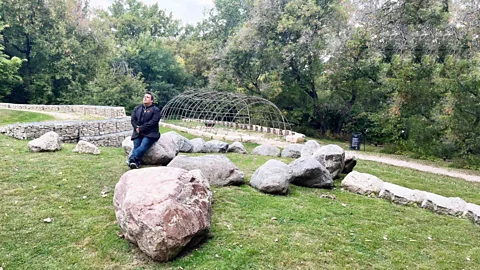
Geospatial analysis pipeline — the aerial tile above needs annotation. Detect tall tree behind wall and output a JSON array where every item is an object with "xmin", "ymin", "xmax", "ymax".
[
  {"xmin": 100, "ymin": 0, "xmax": 188, "ymax": 109},
  {"xmin": 0, "ymin": 24, "xmax": 23, "ymax": 100},
  {"xmin": 0, "ymin": 0, "xmax": 113, "ymax": 104}
]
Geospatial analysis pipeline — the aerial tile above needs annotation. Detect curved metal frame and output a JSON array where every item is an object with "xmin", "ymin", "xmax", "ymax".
[{"xmin": 160, "ymin": 90, "xmax": 290, "ymax": 135}]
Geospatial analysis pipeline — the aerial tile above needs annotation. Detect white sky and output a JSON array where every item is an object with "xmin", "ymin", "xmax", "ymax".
[{"xmin": 91, "ymin": 0, "xmax": 215, "ymax": 25}]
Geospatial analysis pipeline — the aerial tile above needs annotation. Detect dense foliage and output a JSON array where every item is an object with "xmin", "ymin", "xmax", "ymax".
[{"xmin": 1, "ymin": 0, "xmax": 479, "ymax": 167}]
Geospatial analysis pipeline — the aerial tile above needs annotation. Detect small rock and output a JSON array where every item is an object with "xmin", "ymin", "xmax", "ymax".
[
  {"xmin": 82, "ymin": 196, "xmax": 87, "ymax": 199},
  {"xmin": 43, "ymin": 217, "xmax": 52, "ymax": 223},
  {"xmin": 271, "ymin": 217, "xmax": 277, "ymax": 220},
  {"xmin": 320, "ymin": 194, "xmax": 336, "ymax": 200}
]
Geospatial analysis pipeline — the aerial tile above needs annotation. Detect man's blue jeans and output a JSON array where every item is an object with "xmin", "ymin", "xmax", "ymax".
[{"xmin": 129, "ymin": 136, "xmax": 157, "ymax": 164}]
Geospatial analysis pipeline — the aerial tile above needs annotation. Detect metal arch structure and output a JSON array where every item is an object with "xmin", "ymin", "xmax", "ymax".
[{"xmin": 160, "ymin": 90, "xmax": 290, "ymax": 135}]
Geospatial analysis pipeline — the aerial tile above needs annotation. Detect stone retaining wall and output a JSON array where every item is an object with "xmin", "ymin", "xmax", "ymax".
[
  {"xmin": 0, "ymin": 103, "xmax": 126, "ymax": 118},
  {"xmin": 181, "ymin": 118, "xmax": 295, "ymax": 136},
  {"xmin": 0, "ymin": 117, "xmax": 131, "ymax": 145},
  {"xmin": 160, "ymin": 122, "xmax": 297, "ymax": 147},
  {"xmin": 80, "ymin": 131, "xmax": 132, "ymax": 147}
]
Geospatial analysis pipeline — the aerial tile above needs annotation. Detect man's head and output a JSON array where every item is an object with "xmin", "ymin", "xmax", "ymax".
[{"xmin": 143, "ymin": 92, "xmax": 154, "ymax": 107}]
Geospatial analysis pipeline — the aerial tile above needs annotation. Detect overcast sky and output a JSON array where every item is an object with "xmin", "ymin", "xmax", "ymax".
[{"xmin": 91, "ymin": 0, "xmax": 215, "ymax": 25}]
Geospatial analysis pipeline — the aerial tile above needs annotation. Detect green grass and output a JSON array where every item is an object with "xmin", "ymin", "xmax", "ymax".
[
  {"xmin": 1, "ymin": 133, "xmax": 480, "ymax": 269},
  {"xmin": 0, "ymin": 109, "xmax": 56, "ymax": 125}
]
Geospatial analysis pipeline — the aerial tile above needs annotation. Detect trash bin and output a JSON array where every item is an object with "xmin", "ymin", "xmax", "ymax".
[{"xmin": 350, "ymin": 132, "xmax": 362, "ymax": 150}]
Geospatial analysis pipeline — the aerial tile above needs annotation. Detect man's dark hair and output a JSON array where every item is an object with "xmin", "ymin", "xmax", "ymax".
[{"xmin": 145, "ymin": 91, "xmax": 154, "ymax": 101}]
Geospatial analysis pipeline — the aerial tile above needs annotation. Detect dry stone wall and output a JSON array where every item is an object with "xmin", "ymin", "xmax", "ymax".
[
  {"xmin": 0, "ymin": 117, "xmax": 131, "ymax": 146},
  {"xmin": 0, "ymin": 103, "xmax": 126, "ymax": 118}
]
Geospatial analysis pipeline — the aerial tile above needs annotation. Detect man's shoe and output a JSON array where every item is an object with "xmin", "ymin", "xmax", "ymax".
[
  {"xmin": 126, "ymin": 160, "xmax": 130, "ymax": 166},
  {"xmin": 129, "ymin": 162, "xmax": 139, "ymax": 169}
]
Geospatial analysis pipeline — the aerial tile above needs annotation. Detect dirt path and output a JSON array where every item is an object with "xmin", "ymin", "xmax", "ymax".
[{"xmin": 349, "ymin": 151, "xmax": 480, "ymax": 183}]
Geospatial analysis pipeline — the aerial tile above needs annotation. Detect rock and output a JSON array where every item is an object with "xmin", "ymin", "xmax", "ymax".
[
  {"xmin": 190, "ymin": 138, "xmax": 206, "ymax": 153},
  {"xmin": 73, "ymin": 140, "xmax": 100, "ymax": 155},
  {"xmin": 27, "ymin": 131, "xmax": 62, "ymax": 152},
  {"xmin": 227, "ymin": 141, "xmax": 248, "ymax": 154},
  {"xmin": 288, "ymin": 157, "xmax": 333, "ymax": 188},
  {"xmin": 312, "ymin": 144, "xmax": 345, "ymax": 178},
  {"xmin": 163, "ymin": 131, "xmax": 193, "ymax": 153},
  {"xmin": 379, "ymin": 182, "xmax": 425, "ymax": 205},
  {"xmin": 121, "ymin": 136, "xmax": 133, "ymax": 155},
  {"xmin": 286, "ymin": 134, "xmax": 305, "ymax": 143},
  {"xmin": 123, "ymin": 136, "xmax": 179, "ymax": 166},
  {"xmin": 341, "ymin": 171, "xmax": 384, "ymax": 195},
  {"xmin": 465, "ymin": 203, "xmax": 480, "ymax": 224},
  {"xmin": 250, "ymin": 160, "xmax": 290, "ymax": 195},
  {"xmin": 300, "ymin": 140, "xmax": 321, "ymax": 158},
  {"xmin": 114, "ymin": 167, "xmax": 212, "ymax": 262},
  {"xmin": 421, "ymin": 193, "xmax": 467, "ymax": 216},
  {"xmin": 204, "ymin": 140, "xmax": 229, "ymax": 153},
  {"xmin": 252, "ymin": 144, "xmax": 281, "ymax": 157},
  {"xmin": 167, "ymin": 155, "xmax": 245, "ymax": 186},
  {"xmin": 281, "ymin": 144, "xmax": 303, "ymax": 158},
  {"xmin": 342, "ymin": 153, "xmax": 357, "ymax": 174}
]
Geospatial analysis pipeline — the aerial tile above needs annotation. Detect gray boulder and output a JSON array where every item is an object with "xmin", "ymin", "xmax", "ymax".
[
  {"xmin": 123, "ymin": 136, "xmax": 179, "ymax": 166},
  {"xmin": 465, "ymin": 203, "xmax": 480, "ymax": 224},
  {"xmin": 204, "ymin": 140, "xmax": 229, "ymax": 153},
  {"xmin": 300, "ymin": 140, "xmax": 321, "ymax": 157},
  {"xmin": 227, "ymin": 141, "xmax": 248, "ymax": 154},
  {"xmin": 252, "ymin": 144, "xmax": 281, "ymax": 157},
  {"xmin": 312, "ymin": 144, "xmax": 345, "ymax": 178},
  {"xmin": 288, "ymin": 157, "xmax": 333, "ymax": 188},
  {"xmin": 342, "ymin": 153, "xmax": 357, "ymax": 174},
  {"xmin": 421, "ymin": 193, "xmax": 467, "ymax": 216},
  {"xmin": 341, "ymin": 171, "xmax": 384, "ymax": 195},
  {"xmin": 28, "ymin": 131, "xmax": 62, "ymax": 152},
  {"xmin": 281, "ymin": 144, "xmax": 303, "ymax": 158},
  {"xmin": 250, "ymin": 160, "xmax": 290, "ymax": 195},
  {"xmin": 163, "ymin": 131, "xmax": 193, "ymax": 153},
  {"xmin": 121, "ymin": 136, "xmax": 133, "ymax": 155},
  {"xmin": 379, "ymin": 182, "xmax": 425, "ymax": 205},
  {"xmin": 114, "ymin": 167, "xmax": 212, "ymax": 262},
  {"xmin": 190, "ymin": 138, "xmax": 206, "ymax": 153},
  {"xmin": 73, "ymin": 140, "xmax": 100, "ymax": 155},
  {"xmin": 167, "ymin": 155, "xmax": 245, "ymax": 186}
]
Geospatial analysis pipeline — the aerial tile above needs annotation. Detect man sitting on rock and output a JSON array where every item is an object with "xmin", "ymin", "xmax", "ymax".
[{"xmin": 127, "ymin": 92, "xmax": 161, "ymax": 169}]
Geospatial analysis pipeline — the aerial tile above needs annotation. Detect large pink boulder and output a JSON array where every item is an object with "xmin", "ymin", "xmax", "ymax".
[{"xmin": 114, "ymin": 167, "xmax": 212, "ymax": 262}]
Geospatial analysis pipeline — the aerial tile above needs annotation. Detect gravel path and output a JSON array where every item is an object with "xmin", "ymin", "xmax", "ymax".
[{"xmin": 349, "ymin": 151, "xmax": 480, "ymax": 183}]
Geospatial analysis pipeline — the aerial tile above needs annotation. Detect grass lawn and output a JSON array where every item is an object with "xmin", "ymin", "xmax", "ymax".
[
  {"xmin": 0, "ymin": 109, "xmax": 55, "ymax": 125},
  {"xmin": 1, "ymin": 132, "xmax": 480, "ymax": 269}
]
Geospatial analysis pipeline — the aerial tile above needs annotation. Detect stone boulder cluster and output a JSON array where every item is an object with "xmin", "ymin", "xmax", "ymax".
[
  {"xmin": 25, "ymin": 129, "xmax": 478, "ymax": 264},
  {"xmin": 248, "ymin": 141, "xmax": 353, "ymax": 194},
  {"xmin": 113, "ymin": 133, "xmax": 360, "ymax": 261},
  {"xmin": 27, "ymin": 131, "xmax": 101, "ymax": 155},
  {"xmin": 341, "ymin": 171, "xmax": 480, "ymax": 225}
]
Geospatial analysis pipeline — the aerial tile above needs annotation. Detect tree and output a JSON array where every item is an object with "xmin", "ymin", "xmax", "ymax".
[{"xmin": 0, "ymin": 25, "xmax": 23, "ymax": 100}]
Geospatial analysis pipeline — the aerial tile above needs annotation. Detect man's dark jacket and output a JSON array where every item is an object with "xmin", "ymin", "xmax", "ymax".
[{"xmin": 131, "ymin": 104, "xmax": 161, "ymax": 140}]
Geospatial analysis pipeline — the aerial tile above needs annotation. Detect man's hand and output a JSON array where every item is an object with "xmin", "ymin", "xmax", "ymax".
[{"xmin": 136, "ymin": 127, "xmax": 140, "ymax": 133}]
